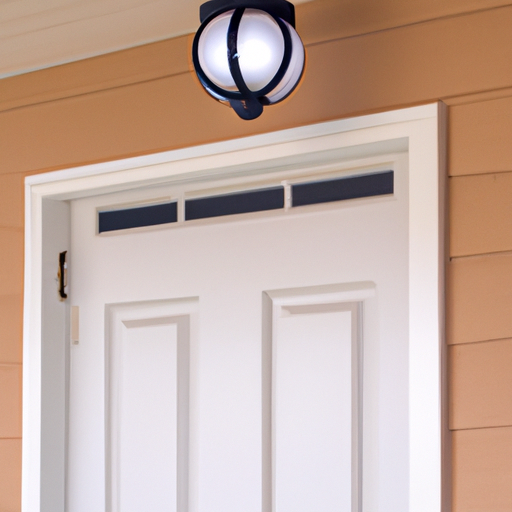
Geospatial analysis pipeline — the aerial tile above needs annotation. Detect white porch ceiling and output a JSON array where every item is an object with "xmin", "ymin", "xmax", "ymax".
[{"xmin": 0, "ymin": 0, "xmax": 313, "ymax": 79}]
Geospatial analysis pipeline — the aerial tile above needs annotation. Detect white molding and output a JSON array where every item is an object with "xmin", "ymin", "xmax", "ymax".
[
  {"xmin": 266, "ymin": 281, "xmax": 376, "ymax": 307},
  {"xmin": 26, "ymin": 104, "xmax": 436, "ymax": 189},
  {"xmin": 23, "ymin": 103, "xmax": 445, "ymax": 512}
]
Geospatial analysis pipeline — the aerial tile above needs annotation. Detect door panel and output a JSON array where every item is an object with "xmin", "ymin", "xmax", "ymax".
[
  {"xmin": 68, "ymin": 154, "xmax": 409, "ymax": 512},
  {"xmin": 106, "ymin": 300, "xmax": 194, "ymax": 512},
  {"xmin": 269, "ymin": 298, "xmax": 359, "ymax": 512}
]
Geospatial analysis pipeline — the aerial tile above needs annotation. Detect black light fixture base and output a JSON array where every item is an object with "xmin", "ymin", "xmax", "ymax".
[
  {"xmin": 199, "ymin": 0, "xmax": 296, "ymax": 26},
  {"xmin": 229, "ymin": 98, "xmax": 264, "ymax": 120}
]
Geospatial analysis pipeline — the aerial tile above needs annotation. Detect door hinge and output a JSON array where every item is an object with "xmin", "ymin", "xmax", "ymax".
[{"xmin": 58, "ymin": 251, "xmax": 68, "ymax": 300}]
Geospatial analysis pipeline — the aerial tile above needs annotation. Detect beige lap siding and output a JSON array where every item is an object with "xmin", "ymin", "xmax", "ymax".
[{"xmin": 448, "ymin": 96, "xmax": 512, "ymax": 511}]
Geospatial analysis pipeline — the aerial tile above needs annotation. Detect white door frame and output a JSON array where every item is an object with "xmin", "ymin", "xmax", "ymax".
[{"xmin": 23, "ymin": 103, "xmax": 448, "ymax": 512}]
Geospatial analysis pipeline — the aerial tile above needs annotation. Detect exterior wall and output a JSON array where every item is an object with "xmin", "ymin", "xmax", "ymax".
[
  {"xmin": 1, "ymin": 0, "xmax": 511, "ymax": 510},
  {"xmin": 449, "ymin": 95, "xmax": 512, "ymax": 511}
]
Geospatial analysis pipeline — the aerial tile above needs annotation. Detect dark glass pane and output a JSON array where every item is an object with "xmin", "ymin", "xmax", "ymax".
[
  {"xmin": 185, "ymin": 187, "xmax": 284, "ymax": 221},
  {"xmin": 292, "ymin": 171, "xmax": 394, "ymax": 207},
  {"xmin": 98, "ymin": 202, "xmax": 178, "ymax": 233}
]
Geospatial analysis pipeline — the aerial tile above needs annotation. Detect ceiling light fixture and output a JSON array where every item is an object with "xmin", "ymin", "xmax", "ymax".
[{"xmin": 192, "ymin": 0, "xmax": 306, "ymax": 120}]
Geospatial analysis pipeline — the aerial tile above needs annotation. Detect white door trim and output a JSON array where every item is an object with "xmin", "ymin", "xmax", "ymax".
[{"xmin": 23, "ymin": 103, "xmax": 447, "ymax": 512}]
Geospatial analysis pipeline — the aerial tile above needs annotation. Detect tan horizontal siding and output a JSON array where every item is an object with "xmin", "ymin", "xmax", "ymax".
[
  {"xmin": 0, "ymin": 439, "xmax": 21, "ymax": 512},
  {"xmin": 0, "ymin": 295, "xmax": 22, "ymax": 365},
  {"xmin": 0, "ymin": 37, "xmax": 191, "ymax": 114},
  {"xmin": 450, "ymin": 171, "xmax": 512, "ymax": 257},
  {"xmin": 0, "ymin": 365, "xmax": 21, "ymax": 438},
  {"xmin": 298, "ymin": 0, "xmax": 512, "ymax": 46},
  {"xmin": 448, "ymin": 89, "xmax": 512, "ymax": 512},
  {"xmin": 0, "ymin": 174, "xmax": 24, "ymax": 229},
  {"xmin": 447, "ymin": 252, "xmax": 512, "ymax": 345},
  {"xmin": 450, "ymin": 95, "xmax": 512, "ymax": 176},
  {"xmin": 0, "ymin": 36, "xmax": 189, "ymax": 114},
  {"xmin": 453, "ymin": 427, "xmax": 512, "ymax": 512},
  {"xmin": 0, "ymin": 230, "xmax": 23, "ymax": 297},
  {"xmin": 2, "ymin": 73, "xmax": 242, "ymax": 176},
  {"xmin": 450, "ymin": 339, "xmax": 512, "ymax": 429},
  {"xmin": 302, "ymin": 5, "xmax": 512, "ymax": 115}
]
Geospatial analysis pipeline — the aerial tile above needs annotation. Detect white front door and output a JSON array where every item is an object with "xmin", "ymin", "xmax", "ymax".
[{"xmin": 66, "ymin": 152, "xmax": 409, "ymax": 512}]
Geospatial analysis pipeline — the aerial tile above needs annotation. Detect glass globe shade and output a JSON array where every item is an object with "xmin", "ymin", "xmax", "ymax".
[
  {"xmin": 265, "ymin": 20, "xmax": 304, "ymax": 103},
  {"xmin": 198, "ymin": 9, "xmax": 288, "ymax": 93},
  {"xmin": 197, "ymin": 10, "xmax": 237, "ymax": 90},
  {"xmin": 236, "ymin": 9, "xmax": 285, "ymax": 91}
]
